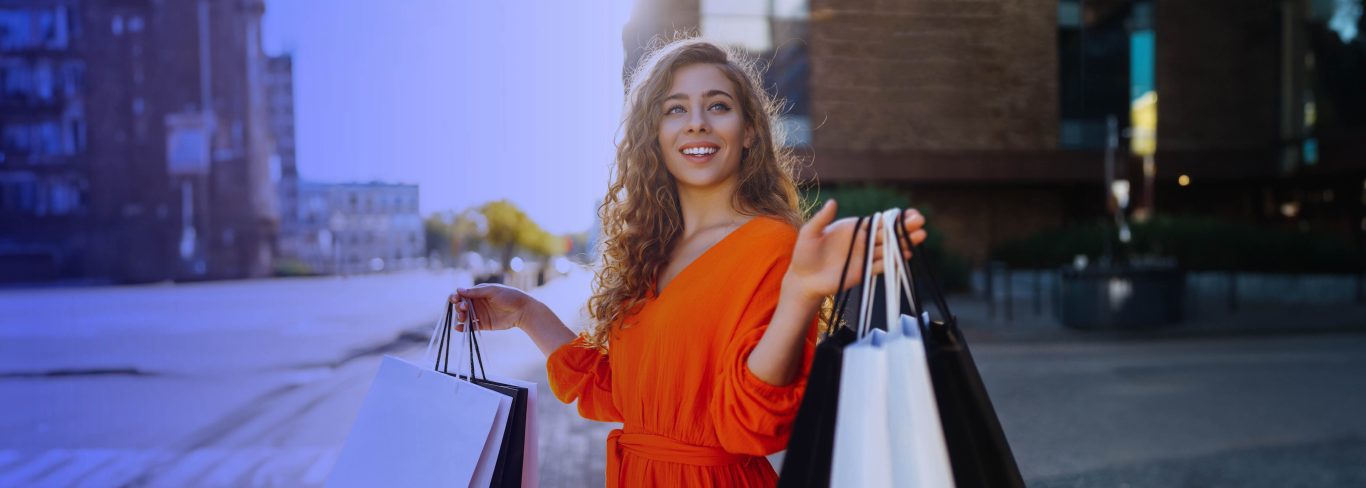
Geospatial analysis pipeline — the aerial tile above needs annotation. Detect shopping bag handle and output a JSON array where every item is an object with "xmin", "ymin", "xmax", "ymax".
[
  {"xmin": 891, "ymin": 209, "xmax": 926, "ymax": 325},
  {"xmin": 434, "ymin": 302, "xmax": 462, "ymax": 374},
  {"xmin": 465, "ymin": 299, "xmax": 490, "ymax": 380},
  {"xmin": 823, "ymin": 215, "xmax": 869, "ymax": 341},
  {"xmin": 855, "ymin": 210, "xmax": 882, "ymax": 338},
  {"xmin": 879, "ymin": 208, "xmax": 922, "ymax": 338},
  {"xmin": 892, "ymin": 211, "xmax": 955, "ymax": 326},
  {"xmin": 433, "ymin": 299, "xmax": 490, "ymax": 381}
]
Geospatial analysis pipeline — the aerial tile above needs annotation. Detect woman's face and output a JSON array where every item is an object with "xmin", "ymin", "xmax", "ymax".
[{"xmin": 657, "ymin": 63, "xmax": 754, "ymax": 192}]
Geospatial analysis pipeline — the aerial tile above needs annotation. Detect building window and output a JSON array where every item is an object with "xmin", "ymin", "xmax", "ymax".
[
  {"xmin": 0, "ymin": 8, "xmax": 68, "ymax": 50},
  {"xmin": 2, "ymin": 124, "xmax": 29, "ymax": 155},
  {"xmin": 701, "ymin": 0, "xmax": 772, "ymax": 52},
  {"xmin": 701, "ymin": 0, "xmax": 810, "ymax": 147},
  {"xmin": 16, "ymin": 180, "xmax": 35, "ymax": 211},
  {"xmin": 32, "ymin": 60, "xmax": 53, "ymax": 101},
  {"xmin": 1057, "ymin": 0, "xmax": 1136, "ymax": 149},
  {"xmin": 62, "ymin": 61, "xmax": 83, "ymax": 98},
  {"xmin": 47, "ymin": 179, "xmax": 78, "ymax": 215},
  {"xmin": 1308, "ymin": 0, "xmax": 1366, "ymax": 129},
  {"xmin": 39, "ymin": 122, "xmax": 60, "ymax": 156},
  {"xmin": 0, "ymin": 122, "xmax": 62, "ymax": 158},
  {"xmin": 68, "ymin": 119, "xmax": 85, "ymax": 153}
]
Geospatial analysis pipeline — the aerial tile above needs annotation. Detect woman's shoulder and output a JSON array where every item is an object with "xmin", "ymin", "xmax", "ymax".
[
  {"xmin": 746, "ymin": 214, "xmax": 799, "ymax": 242},
  {"xmin": 732, "ymin": 215, "xmax": 798, "ymax": 261}
]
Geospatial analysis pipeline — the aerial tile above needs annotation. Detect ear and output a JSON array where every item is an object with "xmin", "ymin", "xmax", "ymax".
[{"xmin": 744, "ymin": 125, "xmax": 755, "ymax": 149}]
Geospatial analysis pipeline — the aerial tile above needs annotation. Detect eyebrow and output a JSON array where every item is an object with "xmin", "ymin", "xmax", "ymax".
[{"xmin": 662, "ymin": 90, "xmax": 735, "ymax": 103}]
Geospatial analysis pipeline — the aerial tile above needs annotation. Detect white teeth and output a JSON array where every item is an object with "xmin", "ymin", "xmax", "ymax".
[{"xmin": 682, "ymin": 147, "xmax": 717, "ymax": 156}]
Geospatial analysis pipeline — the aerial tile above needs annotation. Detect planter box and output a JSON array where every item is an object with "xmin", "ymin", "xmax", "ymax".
[{"xmin": 1059, "ymin": 265, "xmax": 1185, "ymax": 329}]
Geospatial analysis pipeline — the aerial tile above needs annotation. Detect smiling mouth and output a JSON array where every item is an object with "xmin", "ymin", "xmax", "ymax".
[
  {"xmin": 680, "ymin": 146, "xmax": 718, "ymax": 156},
  {"xmin": 679, "ymin": 145, "xmax": 720, "ymax": 163}
]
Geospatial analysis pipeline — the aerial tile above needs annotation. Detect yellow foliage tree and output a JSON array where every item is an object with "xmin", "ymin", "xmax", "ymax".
[{"xmin": 478, "ymin": 200, "xmax": 565, "ymax": 272}]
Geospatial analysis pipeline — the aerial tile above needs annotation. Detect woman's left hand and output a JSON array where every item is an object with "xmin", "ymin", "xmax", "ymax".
[{"xmin": 782, "ymin": 199, "xmax": 927, "ymax": 302}]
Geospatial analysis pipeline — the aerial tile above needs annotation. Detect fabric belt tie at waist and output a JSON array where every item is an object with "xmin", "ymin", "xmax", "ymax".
[{"xmin": 606, "ymin": 429, "xmax": 754, "ymax": 487}]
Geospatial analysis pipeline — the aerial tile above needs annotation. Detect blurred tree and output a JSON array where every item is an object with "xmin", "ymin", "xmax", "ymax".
[
  {"xmin": 423, "ymin": 214, "xmax": 453, "ymax": 264},
  {"xmin": 481, "ymin": 200, "xmax": 526, "ymax": 273},
  {"xmin": 449, "ymin": 210, "xmax": 482, "ymax": 255},
  {"xmin": 479, "ymin": 200, "xmax": 564, "ymax": 272}
]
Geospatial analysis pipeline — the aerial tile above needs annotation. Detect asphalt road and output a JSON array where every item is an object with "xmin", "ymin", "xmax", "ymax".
[{"xmin": 2, "ymin": 270, "xmax": 1363, "ymax": 487}]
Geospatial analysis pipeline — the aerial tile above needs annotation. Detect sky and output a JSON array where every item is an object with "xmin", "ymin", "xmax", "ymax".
[{"xmin": 261, "ymin": 1, "xmax": 634, "ymax": 235}]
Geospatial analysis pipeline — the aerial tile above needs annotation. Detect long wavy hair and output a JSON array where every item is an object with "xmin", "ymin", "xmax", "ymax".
[{"xmin": 583, "ymin": 38, "xmax": 806, "ymax": 350}]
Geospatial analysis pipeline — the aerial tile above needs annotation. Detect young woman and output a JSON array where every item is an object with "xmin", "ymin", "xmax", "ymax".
[{"xmin": 449, "ymin": 38, "xmax": 927, "ymax": 486}]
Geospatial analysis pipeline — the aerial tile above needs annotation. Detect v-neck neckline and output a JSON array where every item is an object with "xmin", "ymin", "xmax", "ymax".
[{"xmin": 651, "ymin": 216, "xmax": 766, "ymax": 300}]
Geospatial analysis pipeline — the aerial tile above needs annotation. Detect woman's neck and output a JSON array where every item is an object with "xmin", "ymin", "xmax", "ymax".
[{"xmin": 676, "ymin": 177, "xmax": 746, "ymax": 238}]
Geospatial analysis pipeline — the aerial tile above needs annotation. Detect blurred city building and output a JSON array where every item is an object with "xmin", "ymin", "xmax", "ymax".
[
  {"xmin": 626, "ymin": 0, "xmax": 1366, "ymax": 264},
  {"xmin": 0, "ymin": 1, "xmax": 86, "ymax": 281},
  {"xmin": 0, "ymin": 0, "xmax": 279, "ymax": 283},
  {"xmin": 266, "ymin": 53, "xmax": 303, "ymax": 268},
  {"xmin": 289, "ymin": 181, "xmax": 424, "ymax": 276},
  {"xmin": 260, "ymin": 53, "xmax": 424, "ymax": 277}
]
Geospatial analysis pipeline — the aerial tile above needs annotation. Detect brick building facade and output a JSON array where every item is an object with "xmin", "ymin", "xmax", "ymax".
[
  {"xmin": 625, "ymin": 0, "xmax": 1366, "ymax": 264},
  {"xmin": 1, "ymin": 0, "xmax": 278, "ymax": 283}
]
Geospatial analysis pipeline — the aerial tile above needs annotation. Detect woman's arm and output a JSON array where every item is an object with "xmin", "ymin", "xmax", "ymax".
[
  {"xmin": 456, "ymin": 285, "xmax": 622, "ymax": 421},
  {"xmin": 745, "ymin": 201, "xmax": 927, "ymax": 385},
  {"xmin": 517, "ymin": 299, "xmax": 578, "ymax": 357},
  {"xmin": 452, "ymin": 284, "xmax": 577, "ymax": 357},
  {"xmin": 744, "ymin": 277, "xmax": 822, "ymax": 385}
]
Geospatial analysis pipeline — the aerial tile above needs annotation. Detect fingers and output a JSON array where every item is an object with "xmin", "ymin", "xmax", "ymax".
[
  {"xmin": 450, "ymin": 285, "xmax": 497, "ymax": 328},
  {"xmin": 902, "ymin": 208, "xmax": 924, "ymax": 231},
  {"xmin": 803, "ymin": 199, "xmax": 839, "ymax": 239},
  {"xmin": 457, "ymin": 300, "xmax": 470, "ymax": 331},
  {"xmin": 909, "ymin": 229, "xmax": 927, "ymax": 246},
  {"xmin": 899, "ymin": 208, "xmax": 926, "ymax": 254},
  {"xmin": 448, "ymin": 290, "xmax": 486, "ymax": 331},
  {"xmin": 472, "ymin": 297, "xmax": 494, "ymax": 329},
  {"xmin": 454, "ymin": 284, "xmax": 496, "ymax": 298}
]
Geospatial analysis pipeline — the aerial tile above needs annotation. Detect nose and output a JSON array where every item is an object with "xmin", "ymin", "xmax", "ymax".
[{"xmin": 686, "ymin": 105, "xmax": 710, "ymax": 133}]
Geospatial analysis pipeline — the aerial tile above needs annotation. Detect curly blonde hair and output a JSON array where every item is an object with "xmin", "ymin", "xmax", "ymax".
[{"xmin": 583, "ymin": 38, "xmax": 806, "ymax": 350}]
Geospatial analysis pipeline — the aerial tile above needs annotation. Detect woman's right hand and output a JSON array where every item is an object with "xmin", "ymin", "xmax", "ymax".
[{"xmin": 448, "ymin": 284, "xmax": 532, "ymax": 332}]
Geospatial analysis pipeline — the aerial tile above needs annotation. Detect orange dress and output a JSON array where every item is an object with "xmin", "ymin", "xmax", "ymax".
[{"xmin": 547, "ymin": 216, "xmax": 819, "ymax": 487}]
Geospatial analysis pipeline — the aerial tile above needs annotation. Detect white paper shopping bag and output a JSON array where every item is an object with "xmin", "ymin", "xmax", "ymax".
[
  {"xmin": 886, "ymin": 315, "xmax": 953, "ymax": 488},
  {"xmin": 327, "ymin": 355, "xmax": 508, "ymax": 488},
  {"xmin": 879, "ymin": 210, "xmax": 954, "ymax": 488},
  {"xmin": 831, "ymin": 211, "xmax": 895, "ymax": 487},
  {"xmin": 830, "ymin": 210, "xmax": 955, "ymax": 488},
  {"xmin": 831, "ymin": 329, "xmax": 892, "ymax": 487}
]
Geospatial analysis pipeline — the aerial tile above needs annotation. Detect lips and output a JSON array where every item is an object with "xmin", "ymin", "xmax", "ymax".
[{"xmin": 678, "ymin": 142, "xmax": 720, "ymax": 163}]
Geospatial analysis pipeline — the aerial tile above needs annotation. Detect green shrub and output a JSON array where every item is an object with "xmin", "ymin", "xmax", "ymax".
[
  {"xmin": 992, "ymin": 216, "xmax": 1364, "ymax": 273},
  {"xmin": 273, "ymin": 259, "xmax": 316, "ymax": 277}
]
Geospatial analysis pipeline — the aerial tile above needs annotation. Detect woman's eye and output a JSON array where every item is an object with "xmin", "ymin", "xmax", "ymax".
[
  {"xmin": 709, "ymin": 103, "xmax": 730, "ymax": 112},
  {"xmin": 666, "ymin": 105, "xmax": 685, "ymax": 115}
]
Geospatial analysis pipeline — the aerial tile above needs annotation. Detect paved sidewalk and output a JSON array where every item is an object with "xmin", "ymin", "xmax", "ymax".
[{"xmin": 944, "ymin": 292, "xmax": 1366, "ymax": 344}]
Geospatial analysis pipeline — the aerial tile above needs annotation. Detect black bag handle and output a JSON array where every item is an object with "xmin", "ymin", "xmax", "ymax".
[
  {"xmin": 823, "ymin": 215, "xmax": 869, "ymax": 341},
  {"xmin": 466, "ymin": 299, "xmax": 489, "ymax": 381},
  {"xmin": 434, "ymin": 301, "xmax": 453, "ymax": 371},
  {"xmin": 892, "ymin": 210, "xmax": 955, "ymax": 325},
  {"xmin": 434, "ymin": 299, "xmax": 489, "ymax": 381}
]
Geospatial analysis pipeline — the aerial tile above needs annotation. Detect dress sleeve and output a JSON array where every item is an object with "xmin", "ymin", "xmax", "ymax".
[
  {"xmin": 709, "ymin": 250, "xmax": 819, "ymax": 456},
  {"xmin": 546, "ymin": 335, "xmax": 623, "ymax": 423}
]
